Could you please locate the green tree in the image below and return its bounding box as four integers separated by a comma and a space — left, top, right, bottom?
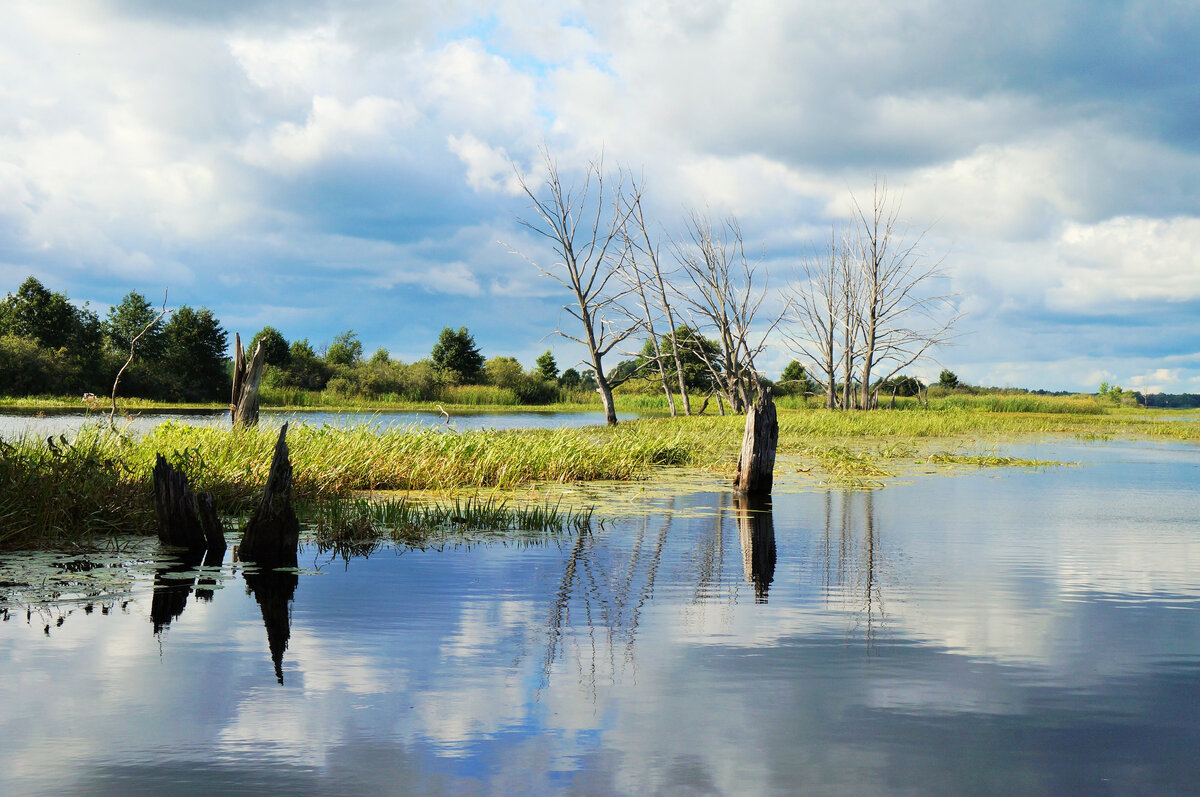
0, 276, 100, 354
560, 368, 581, 389
535, 350, 558, 381
249, 326, 290, 367
369, 347, 390, 366
326, 330, 363, 367
777, 360, 810, 396
938, 369, 959, 389
104, 292, 165, 360
274, 338, 331, 391
162, 305, 229, 401
486, 356, 524, 389
431, 326, 484, 384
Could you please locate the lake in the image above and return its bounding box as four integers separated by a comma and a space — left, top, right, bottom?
0, 407, 641, 439
1, 438, 1199, 795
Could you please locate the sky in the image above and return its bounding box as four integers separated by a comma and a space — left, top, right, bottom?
1, 0, 1198, 393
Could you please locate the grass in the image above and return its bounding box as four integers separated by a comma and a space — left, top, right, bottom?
307, 495, 594, 559
2, 399, 1199, 549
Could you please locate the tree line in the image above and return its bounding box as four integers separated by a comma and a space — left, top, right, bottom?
0, 276, 756, 405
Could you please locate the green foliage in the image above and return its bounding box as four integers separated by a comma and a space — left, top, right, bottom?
104, 292, 165, 360
536, 350, 558, 381
249, 326, 290, 367
486, 355, 524, 389
0, 276, 100, 355
880, 374, 923, 397
560, 368, 581, 389
326, 329, 363, 367
938, 369, 960, 389
270, 338, 331, 391
369, 347, 390, 366
431, 326, 484, 384
776, 360, 811, 396
0, 335, 83, 396
161, 305, 229, 401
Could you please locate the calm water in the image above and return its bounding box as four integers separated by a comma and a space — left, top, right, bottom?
2, 439, 1199, 795
0, 407, 639, 439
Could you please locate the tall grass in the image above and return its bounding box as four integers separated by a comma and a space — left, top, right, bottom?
4, 400, 1198, 549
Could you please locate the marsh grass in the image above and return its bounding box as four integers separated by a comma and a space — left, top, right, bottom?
3, 402, 1198, 549
308, 494, 594, 559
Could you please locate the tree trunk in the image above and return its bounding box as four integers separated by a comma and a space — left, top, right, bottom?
230, 333, 268, 428
153, 454, 227, 553
238, 423, 300, 568
732, 388, 778, 496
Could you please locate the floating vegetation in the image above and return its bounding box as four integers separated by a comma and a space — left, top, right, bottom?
924, 451, 1062, 468
308, 495, 594, 560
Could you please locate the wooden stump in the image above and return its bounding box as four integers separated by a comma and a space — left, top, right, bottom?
230, 333, 267, 428
238, 423, 300, 569
732, 387, 778, 495
152, 455, 227, 553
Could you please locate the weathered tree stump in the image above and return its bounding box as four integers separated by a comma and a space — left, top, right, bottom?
230, 333, 267, 428
152, 455, 227, 553
732, 387, 778, 495
238, 423, 300, 569
734, 493, 776, 603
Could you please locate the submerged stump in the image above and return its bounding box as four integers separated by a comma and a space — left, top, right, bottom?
152, 455, 227, 553
238, 423, 300, 569
732, 387, 779, 495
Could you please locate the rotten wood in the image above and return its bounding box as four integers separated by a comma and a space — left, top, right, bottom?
152, 454, 227, 553
238, 423, 300, 569
732, 387, 778, 495
230, 333, 268, 428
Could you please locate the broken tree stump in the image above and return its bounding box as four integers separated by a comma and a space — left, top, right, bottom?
152, 454, 227, 553
238, 423, 300, 569
230, 332, 267, 428
732, 387, 779, 495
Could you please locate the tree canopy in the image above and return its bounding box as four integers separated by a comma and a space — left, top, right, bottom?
431, 326, 484, 384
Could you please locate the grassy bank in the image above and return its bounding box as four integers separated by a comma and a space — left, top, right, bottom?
2, 402, 1198, 549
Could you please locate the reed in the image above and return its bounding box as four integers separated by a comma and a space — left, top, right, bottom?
309, 494, 594, 559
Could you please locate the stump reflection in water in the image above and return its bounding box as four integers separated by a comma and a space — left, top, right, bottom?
150, 546, 224, 635
734, 493, 776, 603
243, 567, 298, 685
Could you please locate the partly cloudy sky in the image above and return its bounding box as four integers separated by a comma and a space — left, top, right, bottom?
2, 0, 1198, 392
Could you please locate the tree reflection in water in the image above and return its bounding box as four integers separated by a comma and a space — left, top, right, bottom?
820, 489, 886, 647
734, 494, 776, 603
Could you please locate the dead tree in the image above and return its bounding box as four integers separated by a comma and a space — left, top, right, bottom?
850, 179, 960, 409
238, 423, 300, 569
672, 211, 785, 413
230, 333, 268, 427
623, 180, 691, 415
508, 148, 641, 427
732, 387, 778, 495
152, 455, 226, 553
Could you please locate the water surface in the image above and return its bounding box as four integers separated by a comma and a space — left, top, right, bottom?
1, 439, 1198, 795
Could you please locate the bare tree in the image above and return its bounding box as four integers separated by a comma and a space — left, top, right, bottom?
785, 225, 854, 409
671, 211, 783, 413
786, 180, 959, 410
850, 180, 959, 409
621, 180, 691, 416
507, 148, 640, 426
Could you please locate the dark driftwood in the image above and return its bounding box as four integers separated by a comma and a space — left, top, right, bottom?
732, 388, 778, 495
230, 333, 267, 427
734, 493, 776, 603
152, 455, 227, 553
238, 423, 299, 569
